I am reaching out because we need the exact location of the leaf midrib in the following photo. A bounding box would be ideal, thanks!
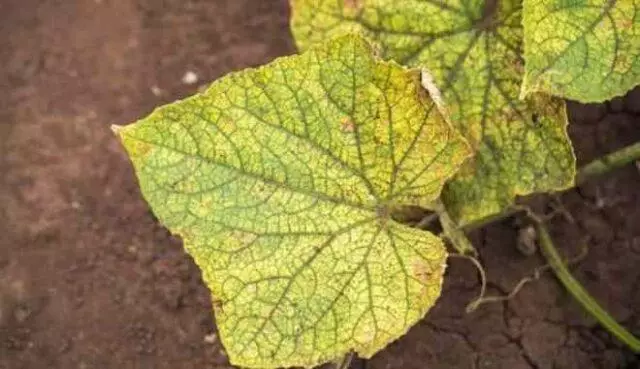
[124,132,377,212]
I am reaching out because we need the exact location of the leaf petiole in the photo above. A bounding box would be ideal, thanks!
[576,141,640,185]
[433,199,477,256]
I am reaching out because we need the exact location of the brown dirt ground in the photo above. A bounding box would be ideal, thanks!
[1,1,639,369]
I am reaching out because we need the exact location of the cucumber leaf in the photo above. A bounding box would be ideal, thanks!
[115,35,470,368]
[522,0,640,102]
[291,0,576,224]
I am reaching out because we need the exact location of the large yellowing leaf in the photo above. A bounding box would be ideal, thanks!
[522,0,640,102]
[291,0,576,224]
[115,35,470,368]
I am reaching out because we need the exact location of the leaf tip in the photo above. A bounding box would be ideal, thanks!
[111,124,124,135]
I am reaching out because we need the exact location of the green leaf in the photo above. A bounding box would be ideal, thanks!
[522,0,640,102]
[291,0,576,224]
[115,35,470,368]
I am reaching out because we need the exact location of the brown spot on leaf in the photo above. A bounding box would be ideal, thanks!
[513,58,524,75]
[212,296,225,315]
[344,0,363,11]
[412,259,442,298]
[412,260,436,285]
[340,117,356,133]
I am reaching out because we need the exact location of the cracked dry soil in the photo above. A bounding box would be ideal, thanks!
[1,1,639,368]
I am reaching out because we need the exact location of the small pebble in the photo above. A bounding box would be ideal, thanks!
[181,71,198,85]
[517,225,538,256]
[150,85,163,96]
[203,332,217,344]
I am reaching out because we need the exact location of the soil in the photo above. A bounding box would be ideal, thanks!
[1,1,639,369]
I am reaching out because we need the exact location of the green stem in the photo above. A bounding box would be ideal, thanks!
[533,218,640,353]
[576,141,640,185]
[434,199,477,256]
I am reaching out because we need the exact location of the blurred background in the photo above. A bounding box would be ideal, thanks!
[1,1,639,368]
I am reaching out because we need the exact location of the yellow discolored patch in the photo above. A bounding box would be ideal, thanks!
[135,141,153,158]
[229,230,258,247]
[613,54,633,74]
[124,136,153,159]
[219,117,237,133]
